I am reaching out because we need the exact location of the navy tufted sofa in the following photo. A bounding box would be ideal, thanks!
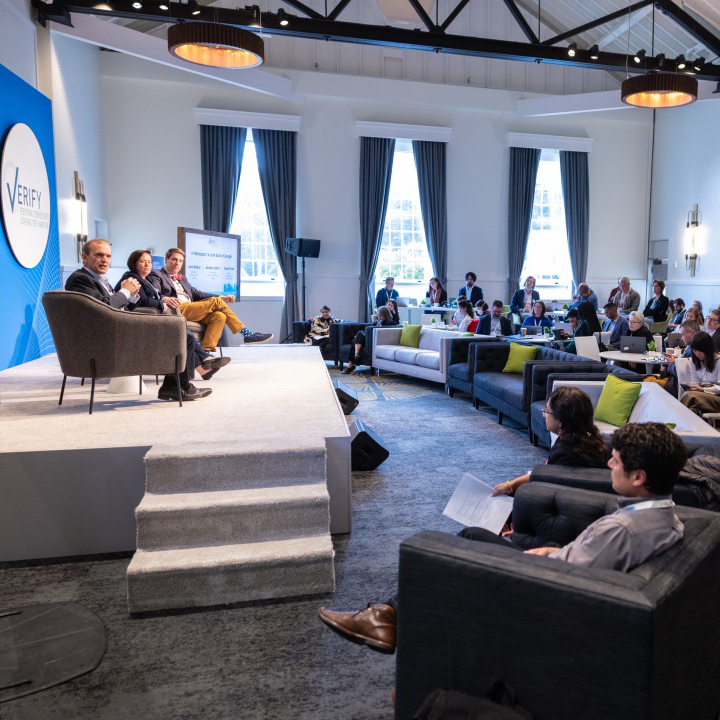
[395,482,720,720]
[445,337,502,396]
[470,343,600,432]
[291,320,378,368]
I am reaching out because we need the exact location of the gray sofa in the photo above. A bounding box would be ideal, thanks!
[395,482,720,720]
[445,336,501,397]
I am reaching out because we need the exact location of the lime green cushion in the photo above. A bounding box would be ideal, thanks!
[595,374,641,427]
[400,324,422,348]
[502,342,538,373]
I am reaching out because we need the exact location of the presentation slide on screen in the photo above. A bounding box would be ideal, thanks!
[183,231,239,296]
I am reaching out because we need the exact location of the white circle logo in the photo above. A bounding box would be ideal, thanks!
[1,123,51,269]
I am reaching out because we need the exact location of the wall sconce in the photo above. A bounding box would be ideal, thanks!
[74,171,88,262]
[684,203,700,277]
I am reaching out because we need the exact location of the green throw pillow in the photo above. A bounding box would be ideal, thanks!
[502,342,538,373]
[400,324,422,348]
[594,374,641,427]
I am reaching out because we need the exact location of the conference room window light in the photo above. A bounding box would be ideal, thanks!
[229,129,283,296]
[519,148,573,299]
[374,140,433,296]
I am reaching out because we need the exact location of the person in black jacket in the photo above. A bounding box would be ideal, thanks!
[623,311,654,349]
[642,280,669,323]
[341,306,397,374]
[510,276,539,315]
[476,300,513,336]
[458,272,482,305]
[493,386,608,495]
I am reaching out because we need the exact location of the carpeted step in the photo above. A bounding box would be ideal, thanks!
[145,441,326,494]
[127,535,335,613]
[136,483,330,550]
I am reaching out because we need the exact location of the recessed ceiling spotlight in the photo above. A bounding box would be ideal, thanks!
[589,44,599,60]
[189,0,200,15]
[132,1,141,7]
[693,57,705,72]
[277,8,289,26]
[676,54,687,70]
[567,42,577,57]
[633,49,646,64]
[159,2,168,9]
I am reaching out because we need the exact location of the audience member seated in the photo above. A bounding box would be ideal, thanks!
[458,272,482,305]
[624,311,654,349]
[564,303,600,354]
[318,422,687,654]
[510,276,539,315]
[493,386,607,497]
[693,300,705,327]
[642,280,669,323]
[375,276,399,308]
[341,306,396,374]
[117,249,228,381]
[668,298,686,329]
[150,247,272,351]
[303,305,338,350]
[521,300,552,332]
[602,302,629,349]
[680,331,720,416]
[607,277,622,304]
[570,283,598,309]
[475,300,489,318]
[684,306,702,327]
[65,239,210,402]
[385,299,400,325]
[706,308,720,352]
[613,276,640,312]
[425,277,447,306]
[477,300,512,337]
[664,321,701,396]
[450,299,474,332]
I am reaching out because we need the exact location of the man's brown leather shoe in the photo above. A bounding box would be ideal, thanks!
[318,603,396,654]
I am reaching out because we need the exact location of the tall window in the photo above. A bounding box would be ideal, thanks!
[229,129,282,296]
[519,148,573,299]
[374,140,433,296]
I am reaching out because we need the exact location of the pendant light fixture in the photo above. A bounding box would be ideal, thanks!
[168,21,264,69]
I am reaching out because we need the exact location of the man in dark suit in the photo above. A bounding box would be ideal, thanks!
[149,247,272,351]
[375,277,399,309]
[706,309,720,352]
[477,300,513,337]
[510,276,540,315]
[458,272,482,305]
[602,303,629,349]
[65,239,210,402]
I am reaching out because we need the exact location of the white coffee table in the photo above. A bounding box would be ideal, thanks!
[600,350,668,374]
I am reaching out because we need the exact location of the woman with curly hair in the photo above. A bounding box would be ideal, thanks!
[493,386,608,496]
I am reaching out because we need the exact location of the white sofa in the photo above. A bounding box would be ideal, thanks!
[552,379,720,450]
[372,327,458,384]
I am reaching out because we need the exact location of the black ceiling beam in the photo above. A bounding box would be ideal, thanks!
[542,0,652,46]
[654,0,720,59]
[281,1,322,20]
[328,0,352,22]
[33,0,720,80]
[501,0,538,44]
[407,0,437,32]
[440,0,470,33]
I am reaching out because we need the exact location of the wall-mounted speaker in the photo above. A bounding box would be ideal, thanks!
[334,381,359,415]
[349,419,389,471]
[284,238,321,258]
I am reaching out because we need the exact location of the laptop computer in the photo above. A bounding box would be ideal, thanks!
[524,325,542,335]
[619,336,647,354]
[666,332,683,349]
[552,328,567,340]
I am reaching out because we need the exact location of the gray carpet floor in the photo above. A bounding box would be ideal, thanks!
[0,369,546,720]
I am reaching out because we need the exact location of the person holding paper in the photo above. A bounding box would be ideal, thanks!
[492,387,607,497]
[318,423,685,655]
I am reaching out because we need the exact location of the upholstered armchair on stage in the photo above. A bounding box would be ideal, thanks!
[42,290,187,414]
[395,483,720,720]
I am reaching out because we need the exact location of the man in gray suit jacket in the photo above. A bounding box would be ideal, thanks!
[613,277,640,313]
[602,303,629,349]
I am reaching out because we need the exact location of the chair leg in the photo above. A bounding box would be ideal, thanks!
[219,346,224,358]
[527,426,534,443]
[59,375,67,406]
[156,375,159,386]
[175,355,183,408]
[139,375,143,395]
[532,433,539,447]
[81,377,85,386]
[89,360,97,415]
[498,411,503,425]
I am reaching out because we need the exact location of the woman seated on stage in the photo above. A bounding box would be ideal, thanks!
[303,305,338,350]
[342,306,396,374]
[521,300,553,332]
[425,277,447,306]
[680,331,720,417]
[116,249,225,379]
[451,299,475,333]
[493,386,607,496]
[623,311,654,349]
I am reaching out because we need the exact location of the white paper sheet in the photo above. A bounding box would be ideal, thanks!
[443,473,514,534]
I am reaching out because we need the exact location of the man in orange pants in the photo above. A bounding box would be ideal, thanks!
[149,247,273,351]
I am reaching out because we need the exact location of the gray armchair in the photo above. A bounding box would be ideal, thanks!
[395,482,720,720]
[42,290,187,414]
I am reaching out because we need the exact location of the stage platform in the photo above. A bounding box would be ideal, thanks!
[0,346,351,563]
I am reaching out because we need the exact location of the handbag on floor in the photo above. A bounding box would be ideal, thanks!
[413,681,533,720]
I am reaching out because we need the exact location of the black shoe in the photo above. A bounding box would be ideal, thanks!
[158,384,212,402]
[353,354,362,365]
[243,332,274,344]
[342,365,355,374]
[201,356,231,371]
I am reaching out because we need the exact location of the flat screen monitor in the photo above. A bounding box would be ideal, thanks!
[177,227,241,298]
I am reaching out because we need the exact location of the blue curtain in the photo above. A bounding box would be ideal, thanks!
[412,140,447,288]
[200,125,246,233]
[359,137,395,322]
[559,151,590,293]
[507,147,541,300]
[253,129,299,341]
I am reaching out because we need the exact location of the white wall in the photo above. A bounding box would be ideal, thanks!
[97,52,653,334]
[0,0,37,88]
[650,98,720,314]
